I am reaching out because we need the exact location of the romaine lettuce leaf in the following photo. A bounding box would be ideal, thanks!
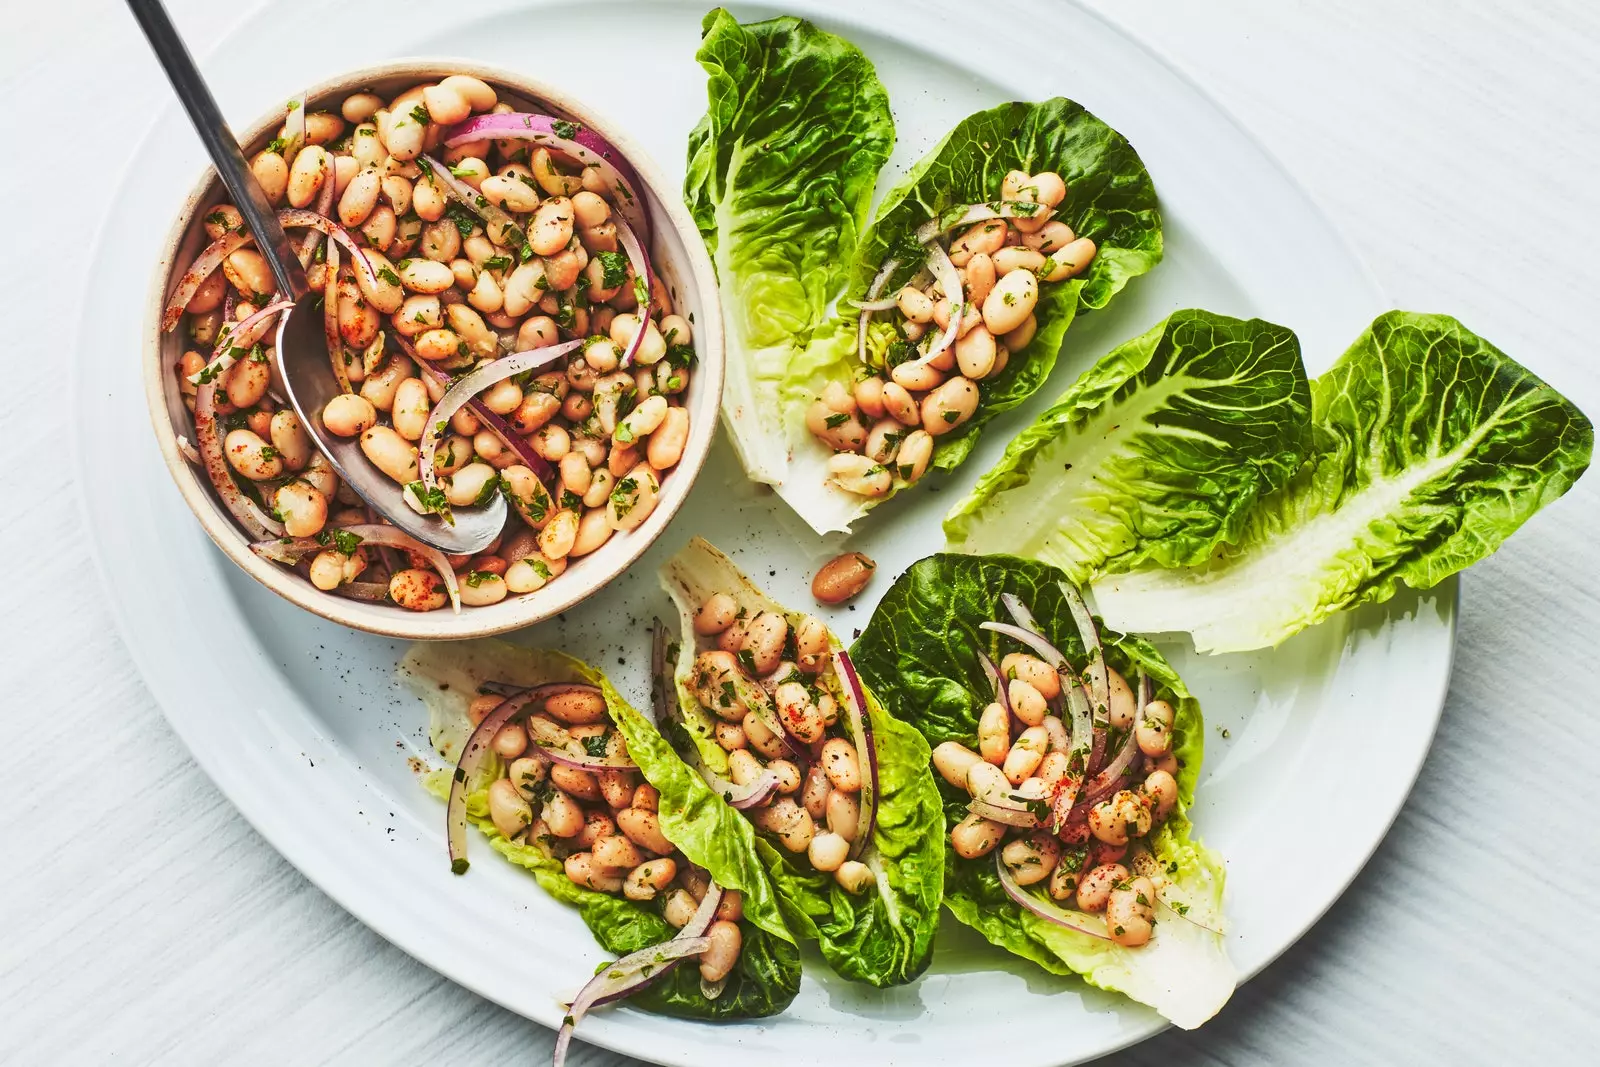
[402,641,800,1019]
[786,97,1163,534]
[944,309,1312,583]
[850,553,1235,1027]
[683,8,894,486]
[1093,312,1593,653]
[659,537,945,987]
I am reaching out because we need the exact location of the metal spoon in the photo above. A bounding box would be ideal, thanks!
[126,0,504,554]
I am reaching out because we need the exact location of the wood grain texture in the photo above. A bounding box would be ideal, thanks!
[1,1,1595,1064]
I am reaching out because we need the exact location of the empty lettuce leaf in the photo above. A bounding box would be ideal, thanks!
[944,309,1312,583]
[683,8,895,486]
[1094,312,1593,652]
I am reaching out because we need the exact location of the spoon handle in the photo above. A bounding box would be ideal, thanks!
[125,0,306,300]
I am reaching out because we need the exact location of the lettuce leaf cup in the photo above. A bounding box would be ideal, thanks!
[401,640,800,1061]
[850,553,1234,1028]
[657,536,944,987]
[685,9,1162,535]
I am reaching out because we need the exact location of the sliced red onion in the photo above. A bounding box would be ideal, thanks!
[552,887,721,1067]
[339,524,460,613]
[186,300,294,385]
[322,228,349,393]
[162,231,253,331]
[976,648,1009,712]
[850,295,902,313]
[981,620,1071,673]
[417,342,581,496]
[833,651,879,861]
[442,112,650,237]
[398,337,554,483]
[996,853,1111,940]
[611,216,654,368]
[1083,676,1144,801]
[1060,582,1107,724]
[534,742,637,773]
[856,256,901,366]
[194,381,284,540]
[276,208,383,295]
[296,162,336,267]
[914,200,1055,244]
[1051,683,1095,832]
[420,153,526,248]
[446,688,535,871]
[176,435,201,465]
[898,241,964,370]
[969,798,1039,829]
[248,536,323,565]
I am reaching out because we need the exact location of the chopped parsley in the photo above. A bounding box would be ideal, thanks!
[609,476,638,518]
[482,254,512,272]
[409,104,431,127]
[472,474,502,508]
[580,733,610,758]
[596,251,629,288]
[314,528,363,555]
[445,202,479,238]
[550,119,581,139]
[823,412,850,429]
[376,266,402,286]
[405,481,451,519]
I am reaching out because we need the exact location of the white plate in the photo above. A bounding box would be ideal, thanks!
[74,1,1452,1064]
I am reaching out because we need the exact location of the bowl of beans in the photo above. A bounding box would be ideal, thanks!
[144,61,723,639]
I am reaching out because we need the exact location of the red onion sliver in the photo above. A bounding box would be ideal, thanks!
[397,336,555,484]
[914,200,1055,244]
[611,216,653,368]
[442,112,650,237]
[1060,582,1108,723]
[276,209,382,294]
[338,524,460,613]
[176,436,201,465]
[446,690,540,872]
[322,226,350,393]
[996,853,1111,940]
[186,300,293,385]
[420,154,526,248]
[833,650,879,861]
[1083,673,1144,800]
[194,380,284,540]
[969,798,1040,829]
[162,231,253,331]
[981,620,1071,673]
[248,536,324,565]
[417,342,582,494]
[1052,683,1095,831]
[296,163,336,266]
[857,256,901,367]
[899,241,963,370]
[534,742,637,773]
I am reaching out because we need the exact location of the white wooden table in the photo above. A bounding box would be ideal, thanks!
[3,1,1596,1063]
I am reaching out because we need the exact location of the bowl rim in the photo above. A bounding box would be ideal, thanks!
[141,58,725,641]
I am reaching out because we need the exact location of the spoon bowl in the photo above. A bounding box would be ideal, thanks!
[274,293,505,555]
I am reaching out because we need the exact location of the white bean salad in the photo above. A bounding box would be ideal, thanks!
[468,686,745,985]
[162,74,696,612]
[686,593,876,895]
[933,650,1179,948]
[807,169,1096,497]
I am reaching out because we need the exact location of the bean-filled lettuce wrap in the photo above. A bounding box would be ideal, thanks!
[402,641,800,1064]
[686,9,1162,535]
[850,554,1234,1027]
[656,537,944,987]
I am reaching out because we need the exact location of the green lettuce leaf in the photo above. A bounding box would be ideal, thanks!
[849,98,1163,473]
[850,553,1234,1027]
[1094,312,1594,653]
[402,641,800,1019]
[659,537,944,987]
[683,7,894,486]
[787,96,1165,534]
[944,309,1312,583]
